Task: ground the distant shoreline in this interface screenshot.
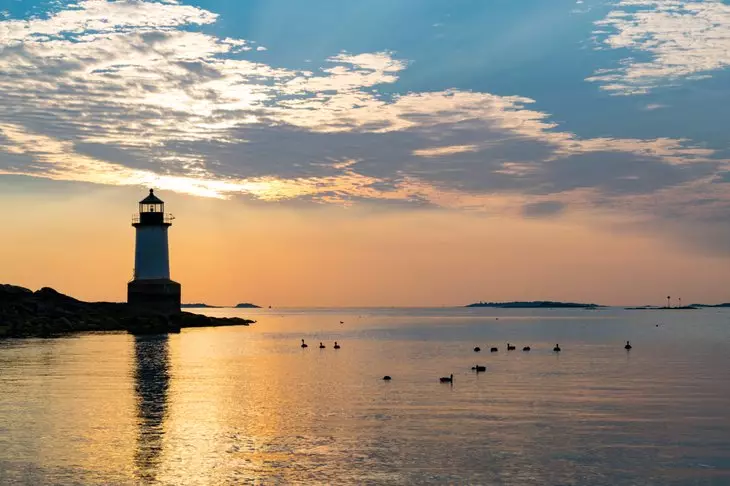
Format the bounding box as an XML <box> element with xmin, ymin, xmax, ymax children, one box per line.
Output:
<box><xmin>466</xmin><ymin>301</ymin><xmax>601</xmax><ymax>309</ymax></box>
<box><xmin>624</xmin><ymin>306</ymin><xmax>698</xmax><ymax>310</ymax></box>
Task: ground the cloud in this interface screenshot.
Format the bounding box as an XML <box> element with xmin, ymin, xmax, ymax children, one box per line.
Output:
<box><xmin>0</xmin><ymin>0</ymin><xmax>728</xmax><ymax>230</ymax></box>
<box><xmin>522</xmin><ymin>201</ymin><xmax>565</xmax><ymax>218</ymax></box>
<box><xmin>588</xmin><ymin>0</ymin><xmax>730</xmax><ymax>95</ymax></box>
<box><xmin>412</xmin><ymin>145</ymin><xmax>479</xmax><ymax>157</ymax></box>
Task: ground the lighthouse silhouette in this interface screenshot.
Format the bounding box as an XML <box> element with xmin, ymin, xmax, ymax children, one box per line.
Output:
<box><xmin>127</xmin><ymin>189</ymin><xmax>181</xmax><ymax>312</ymax></box>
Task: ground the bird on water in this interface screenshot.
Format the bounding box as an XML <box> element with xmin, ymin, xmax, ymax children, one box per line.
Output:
<box><xmin>383</xmin><ymin>376</ymin><xmax>392</xmax><ymax>381</ymax></box>
<box><xmin>553</xmin><ymin>344</ymin><xmax>561</xmax><ymax>352</ymax></box>
<box><xmin>522</xmin><ymin>346</ymin><xmax>531</xmax><ymax>351</ymax></box>
<box><xmin>319</xmin><ymin>342</ymin><xmax>325</xmax><ymax>349</ymax></box>
<box><xmin>301</xmin><ymin>339</ymin><xmax>308</xmax><ymax>348</ymax></box>
<box><xmin>333</xmin><ymin>341</ymin><xmax>341</xmax><ymax>349</ymax></box>
<box><xmin>625</xmin><ymin>340</ymin><xmax>632</xmax><ymax>350</ymax></box>
<box><xmin>490</xmin><ymin>347</ymin><xmax>498</xmax><ymax>352</ymax></box>
<box><xmin>507</xmin><ymin>343</ymin><xmax>516</xmax><ymax>351</ymax></box>
<box><xmin>474</xmin><ymin>346</ymin><xmax>481</xmax><ymax>352</ymax></box>
<box><xmin>471</xmin><ymin>365</ymin><xmax>486</xmax><ymax>372</ymax></box>
<box><xmin>440</xmin><ymin>374</ymin><xmax>454</xmax><ymax>383</ymax></box>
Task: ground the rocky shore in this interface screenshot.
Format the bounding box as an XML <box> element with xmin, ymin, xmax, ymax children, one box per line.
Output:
<box><xmin>0</xmin><ymin>284</ymin><xmax>255</xmax><ymax>338</ymax></box>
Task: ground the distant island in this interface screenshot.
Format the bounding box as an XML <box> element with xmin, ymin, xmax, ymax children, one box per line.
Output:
<box><xmin>625</xmin><ymin>305</ymin><xmax>698</xmax><ymax>310</ymax></box>
<box><xmin>180</xmin><ymin>302</ymin><xmax>262</xmax><ymax>309</ymax></box>
<box><xmin>0</xmin><ymin>284</ymin><xmax>255</xmax><ymax>338</ymax></box>
<box><xmin>625</xmin><ymin>302</ymin><xmax>730</xmax><ymax>310</ymax></box>
<box><xmin>466</xmin><ymin>301</ymin><xmax>601</xmax><ymax>309</ymax></box>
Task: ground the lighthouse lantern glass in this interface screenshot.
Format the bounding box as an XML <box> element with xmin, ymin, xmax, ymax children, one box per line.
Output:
<box><xmin>140</xmin><ymin>202</ymin><xmax>164</xmax><ymax>213</ymax></box>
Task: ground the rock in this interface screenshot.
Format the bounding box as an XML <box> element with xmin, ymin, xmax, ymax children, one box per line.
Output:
<box><xmin>0</xmin><ymin>283</ymin><xmax>255</xmax><ymax>338</ymax></box>
<box><xmin>0</xmin><ymin>285</ymin><xmax>33</xmax><ymax>302</ymax></box>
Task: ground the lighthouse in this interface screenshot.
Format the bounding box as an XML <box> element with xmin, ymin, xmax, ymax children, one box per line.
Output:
<box><xmin>127</xmin><ymin>189</ymin><xmax>181</xmax><ymax>313</ymax></box>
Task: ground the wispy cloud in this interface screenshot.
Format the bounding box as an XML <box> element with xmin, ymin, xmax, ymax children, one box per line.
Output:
<box><xmin>413</xmin><ymin>145</ymin><xmax>479</xmax><ymax>157</ymax></box>
<box><xmin>588</xmin><ymin>0</ymin><xmax>730</xmax><ymax>95</ymax></box>
<box><xmin>0</xmin><ymin>0</ymin><xmax>727</xmax><ymax>226</ymax></box>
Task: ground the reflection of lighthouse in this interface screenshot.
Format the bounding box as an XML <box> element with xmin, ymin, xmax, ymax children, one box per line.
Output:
<box><xmin>133</xmin><ymin>334</ymin><xmax>170</xmax><ymax>482</ymax></box>
<box><xmin>127</xmin><ymin>189</ymin><xmax>181</xmax><ymax>312</ymax></box>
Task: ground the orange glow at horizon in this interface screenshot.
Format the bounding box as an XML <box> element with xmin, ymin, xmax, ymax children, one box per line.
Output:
<box><xmin>2</xmin><ymin>184</ymin><xmax>730</xmax><ymax>307</ymax></box>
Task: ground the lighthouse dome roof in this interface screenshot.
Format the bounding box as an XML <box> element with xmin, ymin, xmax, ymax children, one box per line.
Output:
<box><xmin>140</xmin><ymin>189</ymin><xmax>164</xmax><ymax>204</ymax></box>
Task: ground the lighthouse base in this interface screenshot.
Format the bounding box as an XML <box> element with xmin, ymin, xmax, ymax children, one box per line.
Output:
<box><xmin>127</xmin><ymin>279</ymin><xmax>181</xmax><ymax>314</ymax></box>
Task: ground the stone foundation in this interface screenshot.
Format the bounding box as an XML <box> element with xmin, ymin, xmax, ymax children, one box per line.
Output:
<box><xmin>127</xmin><ymin>279</ymin><xmax>181</xmax><ymax>314</ymax></box>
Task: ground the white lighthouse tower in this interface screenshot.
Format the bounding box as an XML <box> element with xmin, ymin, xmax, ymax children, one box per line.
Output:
<box><xmin>127</xmin><ymin>189</ymin><xmax>181</xmax><ymax>312</ymax></box>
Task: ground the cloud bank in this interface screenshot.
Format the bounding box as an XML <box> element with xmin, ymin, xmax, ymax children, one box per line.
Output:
<box><xmin>0</xmin><ymin>0</ymin><xmax>728</xmax><ymax>231</ymax></box>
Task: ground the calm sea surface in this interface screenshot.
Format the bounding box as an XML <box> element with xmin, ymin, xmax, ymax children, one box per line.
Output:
<box><xmin>1</xmin><ymin>307</ymin><xmax>729</xmax><ymax>485</ymax></box>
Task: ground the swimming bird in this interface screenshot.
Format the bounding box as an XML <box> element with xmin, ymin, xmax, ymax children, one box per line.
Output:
<box><xmin>471</xmin><ymin>365</ymin><xmax>486</xmax><ymax>372</ymax></box>
<box><xmin>522</xmin><ymin>346</ymin><xmax>531</xmax><ymax>351</ymax></box>
<box><xmin>340</xmin><ymin>321</ymin><xmax>344</xmax><ymax>324</ymax></box>
<box><xmin>490</xmin><ymin>347</ymin><xmax>498</xmax><ymax>352</ymax></box>
<box><xmin>383</xmin><ymin>375</ymin><xmax>392</xmax><ymax>381</ymax></box>
<box><xmin>624</xmin><ymin>340</ymin><xmax>632</xmax><ymax>350</ymax></box>
<box><xmin>319</xmin><ymin>342</ymin><xmax>325</xmax><ymax>349</ymax></box>
<box><xmin>439</xmin><ymin>374</ymin><xmax>453</xmax><ymax>383</ymax></box>
<box><xmin>301</xmin><ymin>339</ymin><xmax>308</xmax><ymax>348</ymax></box>
<box><xmin>333</xmin><ymin>341</ymin><xmax>341</xmax><ymax>349</ymax></box>
<box><xmin>553</xmin><ymin>344</ymin><xmax>561</xmax><ymax>352</ymax></box>
<box><xmin>474</xmin><ymin>346</ymin><xmax>481</xmax><ymax>352</ymax></box>
<box><xmin>507</xmin><ymin>343</ymin><xmax>516</xmax><ymax>350</ymax></box>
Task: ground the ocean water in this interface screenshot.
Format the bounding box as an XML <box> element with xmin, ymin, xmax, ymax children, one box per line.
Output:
<box><xmin>0</xmin><ymin>307</ymin><xmax>729</xmax><ymax>485</ymax></box>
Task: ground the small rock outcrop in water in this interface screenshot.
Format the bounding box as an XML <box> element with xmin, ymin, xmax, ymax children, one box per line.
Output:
<box><xmin>0</xmin><ymin>284</ymin><xmax>255</xmax><ymax>338</ymax></box>
<box><xmin>235</xmin><ymin>302</ymin><xmax>261</xmax><ymax>308</ymax></box>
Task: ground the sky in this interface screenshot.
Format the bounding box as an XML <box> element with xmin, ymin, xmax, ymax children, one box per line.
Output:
<box><xmin>2</xmin><ymin>0</ymin><xmax>730</xmax><ymax>306</ymax></box>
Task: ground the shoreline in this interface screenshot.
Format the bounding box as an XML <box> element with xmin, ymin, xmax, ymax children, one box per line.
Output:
<box><xmin>0</xmin><ymin>284</ymin><xmax>255</xmax><ymax>339</ymax></box>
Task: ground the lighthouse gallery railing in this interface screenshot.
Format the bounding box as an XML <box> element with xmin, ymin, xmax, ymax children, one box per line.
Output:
<box><xmin>131</xmin><ymin>213</ymin><xmax>175</xmax><ymax>224</ymax></box>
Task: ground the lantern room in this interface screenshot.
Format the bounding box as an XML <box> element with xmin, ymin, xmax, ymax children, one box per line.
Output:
<box><xmin>133</xmin><ymin>189</ymin><xmax>172</xmax><ymax>226</ymax></box>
